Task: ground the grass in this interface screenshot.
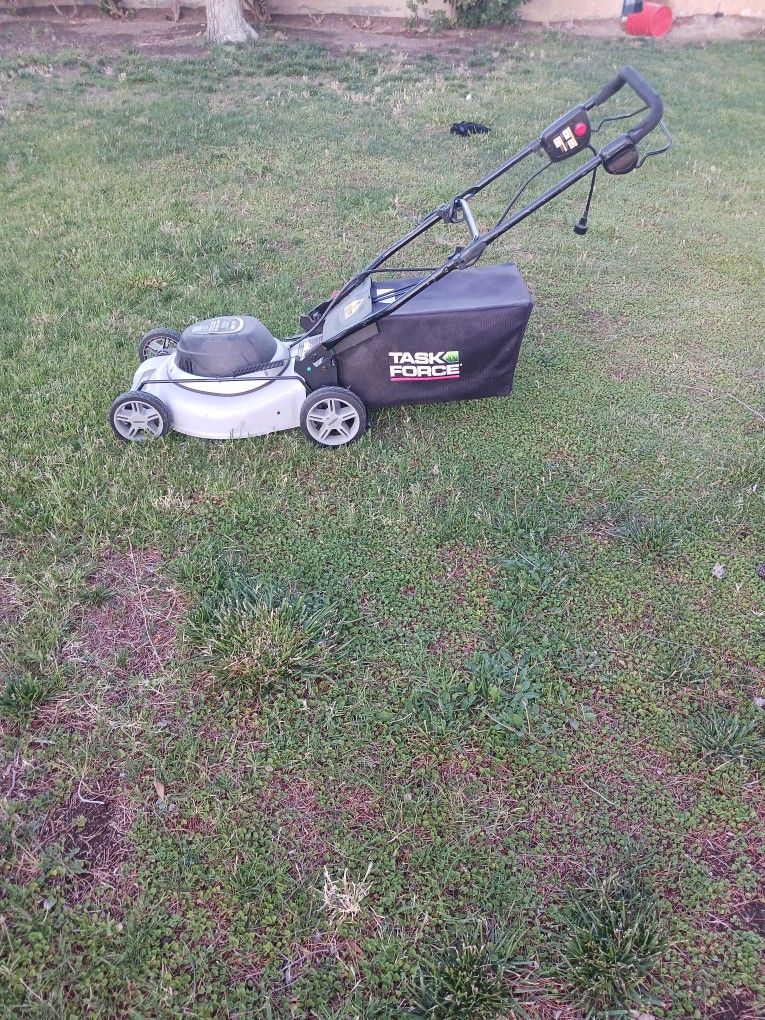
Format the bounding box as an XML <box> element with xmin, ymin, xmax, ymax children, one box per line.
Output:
<box><xmin>1</xmin><ymin>26</ymin><xmax>764</xmax><ymax>1020</ymax></box>
<box><xmin>686</xmin><ymin>708</ymin><xmax>765</xmax><ymax>767</ymax></box>
<box><xmin>554</xmin><ymin>872</ymin><xmax>667</xmax><ymax>1017</ymax></box>
<box><xmin>408</xmin><ymin>929</ymin><xmax>529</xmax><ymax>1018</ymax></box>
<box><xmin>0</xmin><ymin>671</ymin><xmax>63</xmax><ymax>727</ymax></box>
<box><xmin>191</xmin><ymin>568</ymin><xmax>349</xmax><ymax>692</ymax></box>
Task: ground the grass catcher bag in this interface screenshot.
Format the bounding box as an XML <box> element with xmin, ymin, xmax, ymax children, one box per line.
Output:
<box><xmin>334</xmin><ymin>262</ymin><xmax>534</xmax><ymax>408</ymax></box>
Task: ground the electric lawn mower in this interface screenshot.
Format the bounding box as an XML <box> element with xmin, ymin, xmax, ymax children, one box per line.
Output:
<box><xmin>109</xmin><ymin>66</ymin><xmax>671</xmax><ymax>448</ymax></box>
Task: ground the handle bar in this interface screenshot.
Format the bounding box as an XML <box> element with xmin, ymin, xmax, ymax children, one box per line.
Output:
<box><xmin>585</xmin><ymin>65</ymin><xmax>663</xmax><ymax>144</ymax></box>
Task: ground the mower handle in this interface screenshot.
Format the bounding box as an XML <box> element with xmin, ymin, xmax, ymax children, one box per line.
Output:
<box><xmin>584</xmin><ymin>65</ymin><xmax>663</xmax><ymax>144</ymax></box>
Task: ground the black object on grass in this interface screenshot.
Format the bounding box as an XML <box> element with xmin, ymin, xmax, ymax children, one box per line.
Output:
<box><xmin>451</xmin><ymin>121</ymin><xmax>491</xmax><ymax>137</ymax></box>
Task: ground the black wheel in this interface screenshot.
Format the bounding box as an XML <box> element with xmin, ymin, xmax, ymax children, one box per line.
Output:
<box><xmin>299</xmin><ymin>387</ymin><xmax>367</xmax><ymax>447</ymax></box>
<box><xmin>138</xmin><ymin>327</ymin><xmax>181</xmax><ymax>362</ymax></box>
<box><xmin>109</xmin><ymin>391</ymin><xmax>172</xmax><ymax>442</ymax></box>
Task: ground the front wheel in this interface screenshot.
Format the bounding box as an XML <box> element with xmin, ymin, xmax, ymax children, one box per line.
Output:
<box><xmin>109</xmin><ymin>391</ymin><xmax>172</xmax><ymax>442</ymax></box>
<box><xmin>138</xmin><ymin>327</ymin><xmax>181</xmax><ymax>362</ymax></box>
<box><xmin>299</xmin><ymin>387</ymin><xmax>367</xmax><ymax>447</ymax></box>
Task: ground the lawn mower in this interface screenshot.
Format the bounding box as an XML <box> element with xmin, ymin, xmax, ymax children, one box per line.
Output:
<box><xmin>109</xmin><ymin>66</ymin><xmax>671</xmax><ymax>447</ymax></box>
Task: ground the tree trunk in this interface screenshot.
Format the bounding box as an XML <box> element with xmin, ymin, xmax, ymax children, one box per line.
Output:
<box><xmin>206</xmin><ymin>0</ymin><xmax>258</xmax><ymax>43</ymax></box>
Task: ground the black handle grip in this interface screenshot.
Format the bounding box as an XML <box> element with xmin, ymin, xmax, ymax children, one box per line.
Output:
<box><xmin>585</xmin><ymin>65</ymin><xmax>664</xmax><ymax>144</ymax></box>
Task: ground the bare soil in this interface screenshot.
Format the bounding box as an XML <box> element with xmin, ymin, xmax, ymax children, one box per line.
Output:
<box><xmin>1</xmin><ymin>6</ymin><xmax>761</xmax><ymax>61</ymax></box>
<box><xmin>41</xmin><ymin>770</ymin><xmax>135</xmax><ymax>895</ymax></box>
<box><xmin>60</xmin><ymin>548</ymin><xmax>186</xmax><ymax>682</ymax></box>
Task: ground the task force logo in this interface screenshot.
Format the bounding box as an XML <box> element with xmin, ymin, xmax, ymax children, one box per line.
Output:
<box><xmin>389</xmin><ymin>350</ymin><xmax>461</xmax><ymax>381</ymax></box>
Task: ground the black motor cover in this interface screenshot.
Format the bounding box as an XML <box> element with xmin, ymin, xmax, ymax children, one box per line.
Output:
<box><xmin>176</xmin><ymin>315</ymin><xmax>279</xmax><ymax>377</ymax></box>
<box><xmin>334</xmin><ymin>263</ymin><xmax>534</xmax><ymax>408</ymax></box>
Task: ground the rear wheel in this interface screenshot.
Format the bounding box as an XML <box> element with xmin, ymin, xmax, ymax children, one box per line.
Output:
<box><xmin>300</xmin><ymin>387</ymin><xmax>367</xmax><ymax>447</ymax></box>
<box><xmin>109</xmin><ymin>391</ymin><xmax>172</xmax><ymax>442</ymax></box>
<box><xmin>138</xmin><ymin>327</ymin><xmax>181</xmax><ymax>362</ymax></box>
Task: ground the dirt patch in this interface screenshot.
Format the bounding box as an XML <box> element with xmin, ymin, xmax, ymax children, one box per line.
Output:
<box><xmin>0</xmin><ymin>7</ymin><xmax>207</xmax><ymax>59</ymax></box>
<box><xmin>580</xmin><ymin>515</ymin><xmax>617</xmax><ymax>546</ymax></box>
<box><xmin>513</xmin><ymin>735</ymin><xmax>702</xmax><ymax>899</ymax></box>
<box><xmin>737</xmin><ymin>895</ymin><xmax>765</xmax><ymax>936</ymax></box>
<box><xmin>708</xmin><ymin>991</ymin><xmax>761</xmax><ymax>1020</ymax></box>
<box><xmin>335</xmin><ymin>782</ymin><xmax>385</xmax><ymax>833</ymax></box>
<box><xmin>41</xmin><ymin>772</ymin><xmax>134</xmax><ymax>895</ymax></box>
<box><xmin>425</xmin><ymin>542</ymin><xmax>497</xmax><ymax>656</ymax></box>
<box><xmin>283</xmin><ymin>930</ymin><xmax>364</xmax><ymax>987</ymax></box>
<box><xmin>435</xmin><ymin>541</ymin><xmax>492</xmax><ymax>589</ymax></box>
<box><xmin>0</xmin><ymin>573</ymin><xmax>22</xmax><ymax>629</ymax></box>
<box><xmin>259</xmin><ymin>773</ymin><xmax>387</xmax><ymax>878</ymax></box>
<box><xmin>231</xmin><ymin>928</ymin><xmax>370</xmax><ymax>1007</ymax></box>
<box><xmin>436</xmin><ymin>751</ymin><xmax>525</xmax><ymax>847</ymax></box>
<box><xmin>527</xmin><ymin>991</ymin><xmax>583</xmax><ymax>1020</ymax></box>
<box><xmin>30</xmin><ymin>692</ymin><xmax>98</xmax><ymax>737</ymax></box>
<box><xmin>426</xmin><ymin>627</ymin><xmax>481</xmax><ymax>658</ymax></box>
<box><xmin>60</xmin><ymin>547</ymin><xmax>186</xmax><ymax>683</ymax></box>
<box><xmin>687</xmin><ymin>816</ymin><xmax>765</xmax><ymax>890</ymax></box>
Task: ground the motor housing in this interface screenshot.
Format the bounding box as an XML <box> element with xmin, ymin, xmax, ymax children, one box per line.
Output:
<box><xmin>176</xmin><ymin>315</ymin><xmax>285</xmax><ymax>377</ymax></box>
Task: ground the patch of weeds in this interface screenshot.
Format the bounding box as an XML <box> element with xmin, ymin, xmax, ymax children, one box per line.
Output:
<box><xmin>39</xmin><ymin>844</ymin><xmax>89</xmax><ymax>881</ymax></box>
<box><xmin>499</xmin><ymin>545</ymin><xmax>570</xmax><ymax>598</ymax></box>
<box><xmin>408</xmin><ymin>923</ymin><xmax>530</xmax><ymax>1019</ymax></box>
<box><xmin>613</xmin><ymin>511</ymin><xmax>679</xmax><ymax>559</ymax></box>
<box><xmin>464</xmin><ymin>648</ymin><xmax>543</xmax><ymax>736</ymax></box>
<box><xmin>79</xmin><ymin>582</ymin><xmax>113</xmax><ymax>607</ymax></box>
<box><xmin>191</xmin><ymin>572</ymin><xmax>348</xmax><ymax>694</ymax></box>
<box><xmin>652</xmin><ymin>639</ymin><xmax>713</xmax><ymax>685</ymax></box>
<box><xmin>99</xmin><ymin>0</ymin><xmax>132</xmax><ymax>18</ymax></box>
<box><xmin>429</xmin><ymin>10</ymin><xmax>455</xmax><ymax>30</ymax></box>
<box><xmin>313</xmin><ymin>999</ymin><xmax>391</xmax><ymax>1020</ymax></box>
<box><xmin>412</xmin><ymin>539</ymin><xmax>590</xmax><ymax>737</ymax></box>
<box><xmin>0</xmin><ymin>670</ymin><xmax>63</xmax><ymax>726</ymax></box>
<box><xmin>405</xmin><ymin>0</ymin><xmax>430</xmax><ymax>27</ymax></box>
<box><xmin>452</xmin><ymin>0</ymin><xmax>526</xmax><ymax>27</ymax></box>
<box><xmin>414</xmin><ymin>673</ymin><xmax>470</xmax><ymax>737</ymax></box>
<box><xmin>497</xmin><ymin>498</ymin><xmax>561</xmax><ymax>547</ymax></box>
<box><xmin>494</xmin><ymin>611</ymin><xmax>575</xmax><ymax>668</ymax></box>
<box><xmin>554</xmin><ymin>872</ymin><xmax>666</xmax><ymax>1017</ymax></box>
<box><xmin>685</xmin><ymin>707</ymin><xmax>765</xmax><ymax>766</ymax></box>
<box><xmin>414</xmin><ymin>650</ymin><xmax>543</xmax><ymax>739</ymax></box>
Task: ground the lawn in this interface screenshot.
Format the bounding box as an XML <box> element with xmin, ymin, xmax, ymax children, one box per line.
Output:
<box><xmin>0</xmin><ymin>26</ymin><xmax>763</xmax><ymax>1020</ymax></box>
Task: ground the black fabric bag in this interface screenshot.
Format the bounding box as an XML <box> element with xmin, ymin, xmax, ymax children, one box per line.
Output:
<box><xmin>334</xmin><ymin>262</ymin><xmax>534</xmax><ymax>409</ymax></box>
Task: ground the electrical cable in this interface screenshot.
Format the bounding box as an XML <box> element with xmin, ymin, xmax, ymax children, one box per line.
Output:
<box><xmin>591</xmin><ymin>104</ymin><xmax>648</xmax><ymax>133</ymax></box>
<box><xmin>494</xmin><ymin>160</ymin><xmax>554</xmax><ymax>228</ymax></box>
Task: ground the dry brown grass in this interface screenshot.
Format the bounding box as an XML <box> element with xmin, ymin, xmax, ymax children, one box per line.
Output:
<box><xmin>60</xmin><ymin>547</ymin><xmax>187</xmax><ymax>682</ymax></box>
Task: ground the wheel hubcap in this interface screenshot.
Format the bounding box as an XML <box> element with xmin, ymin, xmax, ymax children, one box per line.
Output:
<box><xmin>145</xmin><ymin>336</ymin><xmax>174</xmax><ymax>357</ymax></box>
<box><xmin>306</xmin><ymin>397</ymin><xmax>360</xmax><ymax>446</ymax></box>
<box><xmin>113</xmin><ymin>400</ymin><xmax>164</xmax><ymax>440</ymax></box>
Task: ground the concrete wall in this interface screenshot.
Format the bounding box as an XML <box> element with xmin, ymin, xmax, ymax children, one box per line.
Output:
<box><xmin>266</xmin><ymin>0</ymin><xmax>443</xmax><ymax>18</ymax></box>
<box><xmin>523</xmin><ymin>0</ymin><xmax>765</xmax><ymax>19</ymax></box>
<box><xmin>8</xmin><ymin>0</ymin><xmax>765</xmax><ymax>19</ymax></box>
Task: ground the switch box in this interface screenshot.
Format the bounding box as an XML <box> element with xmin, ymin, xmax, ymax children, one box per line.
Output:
<box><xmin>540</xmin><ymin>107</ymin><xmax>592</xmax><ymax>162</ymax></box>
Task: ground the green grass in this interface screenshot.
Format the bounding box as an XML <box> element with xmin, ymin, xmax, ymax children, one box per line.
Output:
<box><xmin>0</xmin><ymin>671</ymin><xmax>63</xmax><ymax>727</ymax></box>
<box><xmin>1</xmin><ymin>28</ymin><xmax>764</xmax><ymax>1020</ymax></box>
<box><xmin>408</xmin><ymin>925</ymin><xmax>529</xmax><ymax>1018</ymax></box>
<box><xmin>554</xmin><ymin>871</ymin><xmax>667</xmax><ymax>1017</ymax></box>
<box><xmin>686</xmin><ymin>708</ymin><xmax>765</xmax><ymax>767</ymax></box>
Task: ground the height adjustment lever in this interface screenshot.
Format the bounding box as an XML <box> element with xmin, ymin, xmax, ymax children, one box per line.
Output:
<box><xmin>437</xmin><ymin>198</ymin><xmax>481</xmax><ymax>240</ymax></box>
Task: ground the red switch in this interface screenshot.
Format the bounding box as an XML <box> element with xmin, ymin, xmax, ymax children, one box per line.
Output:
<box><xmin>574</xmin><ymin>122</ymin><xmax>588</xmax><ymax>138</ymax></box>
